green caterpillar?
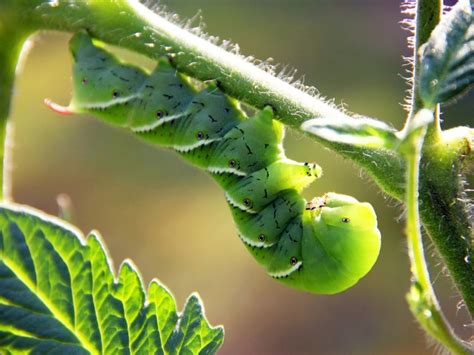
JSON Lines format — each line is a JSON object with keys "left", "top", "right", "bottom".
{"left": 47, "top": 33, "right": 381, "bottom": 294}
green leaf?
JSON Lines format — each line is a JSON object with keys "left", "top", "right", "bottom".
{"left": 418, "top": 0, "right": 473, "bottom": 107}
{"left": 301, "top": 116, "right": 399, "bottom": 150}
{"left": 0, "top": 203, "right": 223, "bottom": 354}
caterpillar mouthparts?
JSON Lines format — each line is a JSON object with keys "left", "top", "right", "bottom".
{"left": 48, "top": 33, "right": 381, "bottom": 295}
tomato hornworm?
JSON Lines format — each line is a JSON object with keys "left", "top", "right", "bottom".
{"left": 47, "top": 34, "right": 381, "bottom": 294}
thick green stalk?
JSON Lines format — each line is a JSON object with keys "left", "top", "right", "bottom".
{"left": 418, "top": 130, "right": 474, "bottom": 318}
{"left": 0, "top": 22, "right": 30, "bottom": 200}
{"left": 403, "top": 111, "right": 472, "bottom": 354}
{"left": 401, "top": 0, "right": 442, "bottom": 153}
{"left": 408, "top": 0, "right": 474, "bottom": 319}
{"left": 0, "top": 0, "right": 472, "bottom": 317}
{"left": 0, "top": 0, "right": 403, "bottom": 185}
{"left": 407, "top": 0, "right": 442, "bottom": 126}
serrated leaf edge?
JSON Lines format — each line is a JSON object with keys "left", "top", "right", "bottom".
{"left": 0, "top": 202, "right": 96, "bottom": 353}
{"left": 0, "top": 202, "right": 224, "bottom": 354}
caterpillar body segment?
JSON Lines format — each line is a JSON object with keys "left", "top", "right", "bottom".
{"left": 224, "top": 160, "right": 321, "bottom": 213}
{"left": 231, "top": 189, "right": 305, "bottom": 249}
{"left": 52, "top": 33, "right": 381, "bottom": 294}
{"left": 207, "top": 108, "right": 285, "bottom": 176}
{"left": 173, "top": 90, "right": 245, "bottom": 153}
{"left": 70, "top": 34, "right": 149, "bottom": 125}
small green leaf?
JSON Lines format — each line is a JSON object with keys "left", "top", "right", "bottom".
{"left": 301, "top": 116, "right": 399, "bottom": 150}
{"left": 0, "top": 203, "right": 223, "bottom": 354}
{"left": 418, "top": 0, "right": 473, "bottom": 106}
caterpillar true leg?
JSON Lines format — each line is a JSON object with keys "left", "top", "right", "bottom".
{"left": 47, "top": 33, "right": 381, "bottom": 294}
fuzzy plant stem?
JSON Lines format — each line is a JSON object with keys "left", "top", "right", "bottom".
{"left": 407, "top": 0, "right": 442, "bottom": 120}
{"left": 0, "top": 0, "right": 472, "bottom": 317}
{"left": 402, "top": 111, "right": 473, "bottom": 354}
{"left": 408, "top": 0, "right": 474, "bottom": 321}
{"left": 0, "top": 24, "right": 30, "bottom": 201}
{"left": 404, "top": 0, "right": 443, "bottom": 144}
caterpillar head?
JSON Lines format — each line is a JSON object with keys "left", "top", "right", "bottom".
{"left": 282, "top": 193, "right": 381, "bottom": 294}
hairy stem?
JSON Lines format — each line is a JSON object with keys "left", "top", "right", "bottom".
{"left": 407, "top": 0, "right": 442, "bottom": 131}
{"left": 409, "top": 0, "right": 474, "bottom": 319}
{"left": 0, "top": 0, "right": 472, "bottom": 316}
{"left": 0, "top": 0, "right": 405, "bottom": 216}
{"left": 403, "top": 111, "right": 472, "bottom": 354}
{"left": 419, "top": 130, "right": 474, "bottom": 318}
{"left": 0, "top": 24, "right": 30, "bottom": 201}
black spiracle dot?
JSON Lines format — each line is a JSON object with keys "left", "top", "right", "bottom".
{"left": 112, "top": 90, "right": 120, "bottom": 98}
{"left": 341, "top": 217, "right": 350, "bottom": 223}
{"left": 258, "top": 234, "right": 265, "bottom": 242}
{"left": 290, "top": 256, "right": 298, "bottom": 265}
{"left": 156, "top": 111, "right": 164, "bottom": 119}
{"left": 243, "top": 198, "right": 252, "bottom": 208}
{"left": 81, "top": 78, "right": 88, "bottom": 85}
{"left": 196, "top": 131, "right": 205, "bottom": 140}
{"left": 228, "top": 159, "right": 237, "bottom": 168}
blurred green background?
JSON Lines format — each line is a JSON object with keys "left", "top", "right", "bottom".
{"left": 10, "top": 0, "right": 473, "bottom": 354}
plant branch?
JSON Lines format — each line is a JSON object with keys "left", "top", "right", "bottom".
{"left": 0, "top": 22, "right": 30, "bottom": 201}
{"left": 402, "top": 110, "right": 472, "bottom": 354}
{"left": 408, "top": 0, "right": 474, "bottom": 319}
{"left": 407, "top": 0, "right": 442, "bottom": 127}
{"left": 0, "top": 0, "right": 404, "bottom": 195}
{"left": 0, "top": 0, "right": 472, "bottom": 317}
{"left": 418, "top": 129, "right": 474, "bottom": 318}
